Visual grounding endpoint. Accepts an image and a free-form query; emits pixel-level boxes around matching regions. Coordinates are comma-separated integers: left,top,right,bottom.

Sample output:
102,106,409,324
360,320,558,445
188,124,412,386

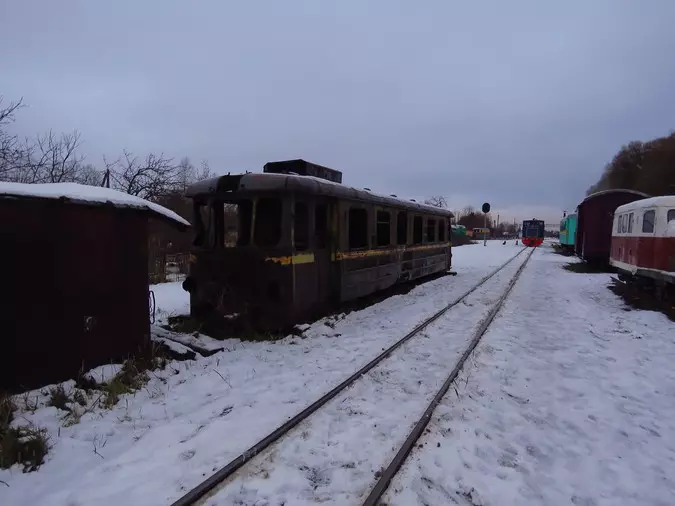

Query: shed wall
0,198,150,391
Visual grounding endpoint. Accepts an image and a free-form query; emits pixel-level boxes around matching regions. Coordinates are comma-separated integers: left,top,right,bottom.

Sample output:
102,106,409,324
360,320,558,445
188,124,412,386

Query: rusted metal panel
0,198,151,392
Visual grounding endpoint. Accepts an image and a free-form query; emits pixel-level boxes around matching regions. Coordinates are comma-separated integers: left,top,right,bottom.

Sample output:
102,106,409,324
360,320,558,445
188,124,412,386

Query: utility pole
481,202,490,246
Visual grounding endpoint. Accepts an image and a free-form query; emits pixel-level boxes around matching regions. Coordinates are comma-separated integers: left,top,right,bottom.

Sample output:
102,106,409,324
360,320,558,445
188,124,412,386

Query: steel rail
170,247,528,506
361,246,536,506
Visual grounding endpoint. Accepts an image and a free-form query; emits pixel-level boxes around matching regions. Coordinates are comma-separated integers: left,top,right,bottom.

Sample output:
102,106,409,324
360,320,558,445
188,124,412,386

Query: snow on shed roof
0,182,190,227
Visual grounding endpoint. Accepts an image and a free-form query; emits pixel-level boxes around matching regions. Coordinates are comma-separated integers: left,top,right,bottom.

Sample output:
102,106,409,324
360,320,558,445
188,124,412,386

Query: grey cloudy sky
2,0,675,224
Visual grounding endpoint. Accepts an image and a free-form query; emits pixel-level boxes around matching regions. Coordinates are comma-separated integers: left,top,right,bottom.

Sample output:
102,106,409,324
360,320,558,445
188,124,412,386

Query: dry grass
47,385,71,411
0,425,50,472
0,392,49,472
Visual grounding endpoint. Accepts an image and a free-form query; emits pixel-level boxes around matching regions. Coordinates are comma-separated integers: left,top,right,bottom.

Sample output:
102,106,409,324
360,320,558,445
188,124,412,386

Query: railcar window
294,202,310,251
413,216,423,244
376,211,391,247
254,198,281,247
315,204,328,249
348,208,368,250
628,212,633,233
668,209,675,222
642,210,655,233
426,219,437,242
621,215,627,234
439,219,446,242
397,211,408,245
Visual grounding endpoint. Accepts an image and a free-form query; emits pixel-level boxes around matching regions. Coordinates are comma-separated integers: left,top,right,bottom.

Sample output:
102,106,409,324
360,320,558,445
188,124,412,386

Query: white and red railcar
610,196,675,285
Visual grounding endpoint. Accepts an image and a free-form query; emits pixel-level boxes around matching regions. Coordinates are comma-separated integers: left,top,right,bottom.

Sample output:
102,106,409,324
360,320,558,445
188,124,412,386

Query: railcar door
313,200,336,311
638,208,658,271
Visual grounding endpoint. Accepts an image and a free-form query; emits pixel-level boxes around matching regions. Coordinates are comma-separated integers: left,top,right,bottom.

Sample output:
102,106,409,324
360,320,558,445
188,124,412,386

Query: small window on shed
668,209,675,223
426,218,437,242
628,212,633,233
439,219,446,242
413,216,423,244
397,211,408,245
349,208,368,250
315,204,328,249
294,202,309,250
254,198,281,248
376,210,391,247
642,210,655,233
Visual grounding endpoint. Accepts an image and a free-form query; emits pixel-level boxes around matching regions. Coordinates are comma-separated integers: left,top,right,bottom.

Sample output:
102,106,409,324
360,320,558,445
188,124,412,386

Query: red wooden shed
0,182,189,392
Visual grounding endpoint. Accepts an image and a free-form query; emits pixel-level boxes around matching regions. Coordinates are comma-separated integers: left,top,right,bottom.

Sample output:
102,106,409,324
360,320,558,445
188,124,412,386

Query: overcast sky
2,0,675,224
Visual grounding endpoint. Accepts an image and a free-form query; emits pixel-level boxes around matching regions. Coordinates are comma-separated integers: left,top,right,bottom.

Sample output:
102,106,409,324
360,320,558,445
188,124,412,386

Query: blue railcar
559,213,577,251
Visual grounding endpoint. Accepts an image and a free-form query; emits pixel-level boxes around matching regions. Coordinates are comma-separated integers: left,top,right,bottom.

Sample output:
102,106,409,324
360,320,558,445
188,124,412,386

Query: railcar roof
581,188,650,203
187,172,454,217
614,194,675,213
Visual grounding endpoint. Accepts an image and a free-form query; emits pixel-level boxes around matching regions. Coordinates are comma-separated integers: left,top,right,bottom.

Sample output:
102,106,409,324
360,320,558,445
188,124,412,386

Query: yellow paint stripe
336,242,451,261
265,252,315,266
265,242,450,265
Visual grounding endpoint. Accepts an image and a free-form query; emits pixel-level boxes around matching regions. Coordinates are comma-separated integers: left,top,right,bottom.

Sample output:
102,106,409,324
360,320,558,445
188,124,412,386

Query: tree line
586,131,675,196
0,96,213,200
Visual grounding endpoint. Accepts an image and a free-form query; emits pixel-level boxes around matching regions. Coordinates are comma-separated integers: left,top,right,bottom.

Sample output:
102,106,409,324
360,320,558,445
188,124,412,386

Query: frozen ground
384,247,675,506
0,242,522,506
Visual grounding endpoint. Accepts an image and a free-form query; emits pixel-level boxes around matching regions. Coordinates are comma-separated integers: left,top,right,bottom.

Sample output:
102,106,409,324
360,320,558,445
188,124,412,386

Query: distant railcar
610,196,675,287
182,159,454,330
575,189,649,265
559,213,577,252
522,219,544,247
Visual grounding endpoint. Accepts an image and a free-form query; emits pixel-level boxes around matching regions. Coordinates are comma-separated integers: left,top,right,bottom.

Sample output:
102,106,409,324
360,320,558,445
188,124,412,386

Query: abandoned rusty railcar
182,159,453,330
0,182,189,392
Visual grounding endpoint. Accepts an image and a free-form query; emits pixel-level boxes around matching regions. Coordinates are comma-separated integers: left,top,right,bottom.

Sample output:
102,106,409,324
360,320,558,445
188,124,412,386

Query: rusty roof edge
186,173,454,217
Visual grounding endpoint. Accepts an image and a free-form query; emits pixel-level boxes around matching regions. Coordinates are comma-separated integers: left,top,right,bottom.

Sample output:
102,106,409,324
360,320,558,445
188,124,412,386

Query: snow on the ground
0,242,521,506
150,280,190,325
205,249,532,505
384,246,675,506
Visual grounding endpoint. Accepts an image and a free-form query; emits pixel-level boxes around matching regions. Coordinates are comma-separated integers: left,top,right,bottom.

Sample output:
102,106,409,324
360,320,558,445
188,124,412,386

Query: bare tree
424,195,448,208
107,150,182,200
24,130,85,183
0,96,25,180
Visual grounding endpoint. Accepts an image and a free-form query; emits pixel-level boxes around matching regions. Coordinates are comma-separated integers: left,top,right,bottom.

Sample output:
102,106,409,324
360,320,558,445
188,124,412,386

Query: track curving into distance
171,246,529,506
361,246,537,506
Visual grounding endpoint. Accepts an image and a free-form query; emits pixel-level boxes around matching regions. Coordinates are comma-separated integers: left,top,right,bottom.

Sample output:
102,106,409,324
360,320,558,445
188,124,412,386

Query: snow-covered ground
150,278,190,325
204,248,532,505
0,242,521,506
384,247,675,506
3,242,673,506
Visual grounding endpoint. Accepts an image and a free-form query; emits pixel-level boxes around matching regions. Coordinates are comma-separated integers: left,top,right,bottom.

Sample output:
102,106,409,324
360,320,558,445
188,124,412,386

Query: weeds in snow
0,394,49,472
47,385,72,411
102,359,149,408
0,425,50,472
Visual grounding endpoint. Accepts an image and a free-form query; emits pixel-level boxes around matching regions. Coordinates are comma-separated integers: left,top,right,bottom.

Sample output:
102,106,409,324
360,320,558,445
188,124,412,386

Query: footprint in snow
179,449,196,461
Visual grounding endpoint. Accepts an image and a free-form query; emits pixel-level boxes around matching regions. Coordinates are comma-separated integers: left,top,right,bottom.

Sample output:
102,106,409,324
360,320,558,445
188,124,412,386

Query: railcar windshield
192,197,282,249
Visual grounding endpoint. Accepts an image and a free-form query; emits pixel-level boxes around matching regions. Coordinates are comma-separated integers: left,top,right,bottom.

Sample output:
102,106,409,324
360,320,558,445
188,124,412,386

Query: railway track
171,247,533,506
